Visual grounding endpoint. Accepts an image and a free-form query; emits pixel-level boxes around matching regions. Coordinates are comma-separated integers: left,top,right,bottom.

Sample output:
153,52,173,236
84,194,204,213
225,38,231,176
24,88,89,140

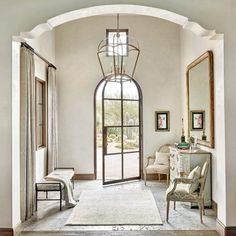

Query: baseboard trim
216,218,236,236
74,174,95,180
0,228,13,236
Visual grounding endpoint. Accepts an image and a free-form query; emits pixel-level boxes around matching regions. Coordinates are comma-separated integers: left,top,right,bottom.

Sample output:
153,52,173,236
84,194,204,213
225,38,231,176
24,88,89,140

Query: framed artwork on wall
155,111,170,131
190,110,205,130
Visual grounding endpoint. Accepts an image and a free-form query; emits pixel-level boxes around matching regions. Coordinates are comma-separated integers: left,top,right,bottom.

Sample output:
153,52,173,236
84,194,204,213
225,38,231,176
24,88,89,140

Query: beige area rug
66,189,162,225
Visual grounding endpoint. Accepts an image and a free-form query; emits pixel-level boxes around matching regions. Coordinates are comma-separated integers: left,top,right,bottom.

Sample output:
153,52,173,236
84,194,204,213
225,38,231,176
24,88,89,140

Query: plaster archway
17,4,222,41
11,3,225,228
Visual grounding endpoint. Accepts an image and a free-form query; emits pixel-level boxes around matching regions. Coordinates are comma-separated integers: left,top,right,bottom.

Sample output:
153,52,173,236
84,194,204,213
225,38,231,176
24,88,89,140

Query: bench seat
36,180,65,191
35,167,75,211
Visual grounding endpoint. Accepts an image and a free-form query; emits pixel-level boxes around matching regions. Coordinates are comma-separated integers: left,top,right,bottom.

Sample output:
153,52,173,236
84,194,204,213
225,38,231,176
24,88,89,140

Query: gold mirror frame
186,51,214,148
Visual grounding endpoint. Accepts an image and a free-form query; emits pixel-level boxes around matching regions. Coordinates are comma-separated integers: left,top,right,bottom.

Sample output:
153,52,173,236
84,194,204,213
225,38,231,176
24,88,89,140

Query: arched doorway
95,74,143,185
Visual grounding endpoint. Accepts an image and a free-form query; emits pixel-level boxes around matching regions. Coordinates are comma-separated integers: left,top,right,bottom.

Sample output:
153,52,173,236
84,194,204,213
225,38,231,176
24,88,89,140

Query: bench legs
35,187,38,211
60,188,62,211
35,183,63,211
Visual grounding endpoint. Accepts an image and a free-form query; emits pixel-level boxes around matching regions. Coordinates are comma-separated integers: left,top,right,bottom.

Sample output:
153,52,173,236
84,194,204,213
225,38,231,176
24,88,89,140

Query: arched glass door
96,75,142,185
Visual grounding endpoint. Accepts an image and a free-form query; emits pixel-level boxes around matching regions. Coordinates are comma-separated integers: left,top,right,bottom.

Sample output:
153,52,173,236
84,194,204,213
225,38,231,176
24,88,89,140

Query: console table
169,147,212,207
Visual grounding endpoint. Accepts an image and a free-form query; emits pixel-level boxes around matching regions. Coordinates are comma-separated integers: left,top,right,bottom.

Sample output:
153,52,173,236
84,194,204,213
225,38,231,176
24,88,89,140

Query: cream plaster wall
1,0,236,229
12,41,21,227
55,15,181,174
180,28,224,222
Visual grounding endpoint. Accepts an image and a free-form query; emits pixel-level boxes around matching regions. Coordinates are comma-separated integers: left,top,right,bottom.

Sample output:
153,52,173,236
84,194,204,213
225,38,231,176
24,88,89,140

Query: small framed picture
190,110,205,130
155,111,170,131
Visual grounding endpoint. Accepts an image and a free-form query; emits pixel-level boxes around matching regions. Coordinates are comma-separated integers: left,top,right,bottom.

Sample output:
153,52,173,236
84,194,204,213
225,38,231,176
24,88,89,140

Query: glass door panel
104,127,122,155
101,77,141,185
123,153,140,179
104,81,121,99
123,80,139,99
104,154,122,181
123,127,139,152
123,101,139,126
104,100,121,126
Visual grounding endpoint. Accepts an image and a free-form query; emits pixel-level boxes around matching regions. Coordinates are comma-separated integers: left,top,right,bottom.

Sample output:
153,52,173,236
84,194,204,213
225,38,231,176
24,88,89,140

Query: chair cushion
166,183,188,195
52,169,74,179
166,183,198,201
154,152,169,165
145,164,169,174
36,179,64,191
186,166,201,193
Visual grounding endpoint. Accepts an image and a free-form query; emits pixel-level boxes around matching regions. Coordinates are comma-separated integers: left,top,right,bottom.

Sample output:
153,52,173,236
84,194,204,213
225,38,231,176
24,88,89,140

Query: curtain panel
47,66,58,173
20,46,36,222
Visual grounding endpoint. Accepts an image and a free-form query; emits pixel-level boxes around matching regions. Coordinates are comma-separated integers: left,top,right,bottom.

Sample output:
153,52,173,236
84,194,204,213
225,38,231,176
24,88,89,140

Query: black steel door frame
99,76,143,185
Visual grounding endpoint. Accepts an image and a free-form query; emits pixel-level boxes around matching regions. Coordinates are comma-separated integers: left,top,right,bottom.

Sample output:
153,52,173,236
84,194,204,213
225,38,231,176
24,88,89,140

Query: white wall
55,15,182,174
1,0,236,229
35,148,47,182
12,41,21,227
180,28,225,222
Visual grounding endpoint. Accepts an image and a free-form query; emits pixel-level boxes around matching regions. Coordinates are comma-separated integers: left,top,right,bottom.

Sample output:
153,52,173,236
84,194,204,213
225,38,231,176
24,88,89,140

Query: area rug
65,189,162,225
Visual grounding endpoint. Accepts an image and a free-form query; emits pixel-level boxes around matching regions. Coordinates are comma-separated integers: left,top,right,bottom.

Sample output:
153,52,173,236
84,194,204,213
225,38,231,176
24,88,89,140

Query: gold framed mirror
186,51,214,148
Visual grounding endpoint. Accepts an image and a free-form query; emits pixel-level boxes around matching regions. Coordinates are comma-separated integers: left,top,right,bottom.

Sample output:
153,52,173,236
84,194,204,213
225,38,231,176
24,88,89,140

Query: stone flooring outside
96,147,140,180
19,180,217,236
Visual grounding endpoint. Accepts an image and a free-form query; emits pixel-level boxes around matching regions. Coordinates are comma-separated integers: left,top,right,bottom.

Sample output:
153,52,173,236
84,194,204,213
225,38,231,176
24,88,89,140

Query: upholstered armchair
144,144,171,185
166,161,209,224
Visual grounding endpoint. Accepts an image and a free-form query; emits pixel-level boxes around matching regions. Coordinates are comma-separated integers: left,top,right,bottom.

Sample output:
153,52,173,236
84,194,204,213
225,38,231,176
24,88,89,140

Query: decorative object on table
202,130,207,141
181,118,185,142
155,111,170,131
190,110,205,130
189,136,195,150
189,136,195,145
177,142,190,150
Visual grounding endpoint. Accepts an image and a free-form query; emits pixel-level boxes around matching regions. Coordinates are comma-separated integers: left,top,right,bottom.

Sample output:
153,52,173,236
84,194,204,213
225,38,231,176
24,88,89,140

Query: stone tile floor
19,180,218,236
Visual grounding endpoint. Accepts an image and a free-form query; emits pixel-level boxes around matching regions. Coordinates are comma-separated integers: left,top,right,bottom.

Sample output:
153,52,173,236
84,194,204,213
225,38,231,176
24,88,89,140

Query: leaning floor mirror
186,51,214,148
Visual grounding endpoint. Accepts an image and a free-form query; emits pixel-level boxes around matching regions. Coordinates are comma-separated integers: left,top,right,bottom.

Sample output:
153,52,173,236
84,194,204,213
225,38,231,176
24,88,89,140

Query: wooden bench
35,167,75,211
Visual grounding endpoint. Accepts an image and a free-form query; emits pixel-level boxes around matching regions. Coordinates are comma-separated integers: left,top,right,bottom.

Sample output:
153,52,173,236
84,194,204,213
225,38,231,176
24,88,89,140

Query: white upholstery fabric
51,169,74,180
186,166,201,193
166,161,209,223
154,152,169,165
145,164,169,174
201,161,208,178
166,183,188,195
166,183,199,201
37,169,74,192
37,180,64,191
144,145,170,185
45,173,77,206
